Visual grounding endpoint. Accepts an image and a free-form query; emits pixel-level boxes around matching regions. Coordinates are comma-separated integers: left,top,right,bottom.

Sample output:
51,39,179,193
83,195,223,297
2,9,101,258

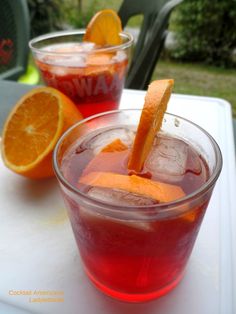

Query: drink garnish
1,87,82,178
82,151,128,177
78,79,185,204
83,9,122,46
101,138,128,152
80,138,128,176
80,171,185,203
128,79,174,172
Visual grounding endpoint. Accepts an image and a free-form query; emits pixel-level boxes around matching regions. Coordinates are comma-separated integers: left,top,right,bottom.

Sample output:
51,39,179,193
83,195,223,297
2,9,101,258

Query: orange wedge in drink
83,9,122,46
80,171,185,203
1,87,83,179
101,138,128,152
82,151,129,177
128,79,174,172
80,138,129,177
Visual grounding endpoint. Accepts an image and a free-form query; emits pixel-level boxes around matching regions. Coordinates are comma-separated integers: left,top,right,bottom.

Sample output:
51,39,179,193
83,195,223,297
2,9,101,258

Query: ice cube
86,187,155,231
60,55,86,67
43,42,96,53
40,42,96,67
112,50,127,62
145,135,189,183
84,127,135,154
87,187,156,206
49,65,68,76
80,42,96,52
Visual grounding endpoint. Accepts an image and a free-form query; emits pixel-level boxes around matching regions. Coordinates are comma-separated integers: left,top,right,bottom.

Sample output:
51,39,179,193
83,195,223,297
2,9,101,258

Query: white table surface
0,84,235,314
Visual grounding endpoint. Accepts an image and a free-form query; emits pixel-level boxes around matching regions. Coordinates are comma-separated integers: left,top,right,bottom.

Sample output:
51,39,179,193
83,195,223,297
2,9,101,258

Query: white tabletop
0,86,235,314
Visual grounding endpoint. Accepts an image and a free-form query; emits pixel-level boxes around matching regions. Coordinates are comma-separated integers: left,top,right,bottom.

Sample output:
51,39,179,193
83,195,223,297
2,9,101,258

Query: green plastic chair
118,0,183,90
0,0,39,84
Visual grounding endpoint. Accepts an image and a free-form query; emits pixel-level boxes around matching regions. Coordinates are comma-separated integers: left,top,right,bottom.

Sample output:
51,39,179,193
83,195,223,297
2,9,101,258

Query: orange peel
80,171,185,203
83,9,122,46
128,79,174,172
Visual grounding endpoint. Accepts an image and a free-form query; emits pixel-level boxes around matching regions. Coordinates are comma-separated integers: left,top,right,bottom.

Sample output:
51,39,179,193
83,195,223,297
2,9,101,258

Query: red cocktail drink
53,110,222,302
29,31,133,117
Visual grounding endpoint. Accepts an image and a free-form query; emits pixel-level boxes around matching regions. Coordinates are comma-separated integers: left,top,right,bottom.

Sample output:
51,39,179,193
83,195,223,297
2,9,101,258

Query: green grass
153,60,236,117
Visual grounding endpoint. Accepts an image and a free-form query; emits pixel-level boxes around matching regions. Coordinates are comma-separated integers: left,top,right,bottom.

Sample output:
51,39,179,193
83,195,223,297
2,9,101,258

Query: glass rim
53,109,223,215
29,29,134,55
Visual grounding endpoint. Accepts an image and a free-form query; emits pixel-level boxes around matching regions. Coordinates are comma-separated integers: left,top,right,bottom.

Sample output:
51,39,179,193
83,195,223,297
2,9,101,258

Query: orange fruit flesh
4,92,59,167
128,79,174,172
81,138,129,177
83,9,122,46
1,87,82,178
101,138,128,152
82,150,128,178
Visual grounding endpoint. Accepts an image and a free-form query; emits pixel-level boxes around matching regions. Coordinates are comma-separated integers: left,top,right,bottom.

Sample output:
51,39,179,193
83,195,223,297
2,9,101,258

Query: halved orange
128,79,174,172
83,9,122,46
1,87,83,179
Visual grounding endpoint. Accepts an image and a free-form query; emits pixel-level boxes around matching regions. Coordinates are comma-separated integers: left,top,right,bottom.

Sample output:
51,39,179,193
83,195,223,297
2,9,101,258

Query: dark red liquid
36,56,128,117
61,128,211,302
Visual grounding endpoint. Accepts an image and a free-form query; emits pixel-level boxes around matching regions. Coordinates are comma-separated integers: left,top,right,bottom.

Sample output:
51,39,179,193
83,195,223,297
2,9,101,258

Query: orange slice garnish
128,79,174,172
1,87,83,179
83,9,122,46
101,138,128,152
81,138,128,177
82,151,128,177
80,171,185,203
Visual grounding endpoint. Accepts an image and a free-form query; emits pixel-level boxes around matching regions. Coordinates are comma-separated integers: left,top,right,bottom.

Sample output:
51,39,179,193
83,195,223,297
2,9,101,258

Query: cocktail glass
29,30,133,117
53,109,222,302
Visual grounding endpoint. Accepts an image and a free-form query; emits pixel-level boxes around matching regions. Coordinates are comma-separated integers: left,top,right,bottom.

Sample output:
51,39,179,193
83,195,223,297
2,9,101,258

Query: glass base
86,271,185,303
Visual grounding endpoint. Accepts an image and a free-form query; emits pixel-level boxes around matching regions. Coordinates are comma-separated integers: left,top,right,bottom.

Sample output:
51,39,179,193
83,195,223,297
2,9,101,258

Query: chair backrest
0,0,30,81
118,0,183,90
